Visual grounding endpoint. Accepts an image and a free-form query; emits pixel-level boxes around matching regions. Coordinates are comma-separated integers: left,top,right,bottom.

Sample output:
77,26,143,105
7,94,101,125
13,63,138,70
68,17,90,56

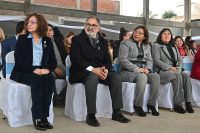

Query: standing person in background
152,28,194,114
185,36,198,57
113,27,131,61
10,13,57,130
0,27,5,68
1,21,24,77
69,15,130,127
119,25,160,117
174,36,190,57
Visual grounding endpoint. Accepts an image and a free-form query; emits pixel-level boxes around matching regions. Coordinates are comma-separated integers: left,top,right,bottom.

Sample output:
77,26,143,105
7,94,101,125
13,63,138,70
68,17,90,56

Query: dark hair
133,25,149,45
156,28,174,45
47,23,64,39
185,36,195,48
86,15,100,25
100,32,107,39
174,36,186,47
16,21,24,34
24,13,48,37
119,27,129,41
48,23,54,29
53,27,64,40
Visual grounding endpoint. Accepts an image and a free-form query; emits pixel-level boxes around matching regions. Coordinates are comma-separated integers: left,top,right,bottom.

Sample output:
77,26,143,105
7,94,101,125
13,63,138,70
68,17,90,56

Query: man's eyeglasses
26,20,37,25
85,23,99,29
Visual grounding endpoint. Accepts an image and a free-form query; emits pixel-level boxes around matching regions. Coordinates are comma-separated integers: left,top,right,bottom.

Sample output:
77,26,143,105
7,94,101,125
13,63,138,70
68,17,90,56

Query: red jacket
191,48,200,80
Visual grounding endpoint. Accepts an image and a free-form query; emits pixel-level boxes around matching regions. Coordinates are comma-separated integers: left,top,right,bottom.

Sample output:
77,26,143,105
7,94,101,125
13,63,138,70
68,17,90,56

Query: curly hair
24,13,48,37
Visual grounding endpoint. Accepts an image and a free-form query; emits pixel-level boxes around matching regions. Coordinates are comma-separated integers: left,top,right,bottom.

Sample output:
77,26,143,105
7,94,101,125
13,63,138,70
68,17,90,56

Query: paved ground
1,107,200,133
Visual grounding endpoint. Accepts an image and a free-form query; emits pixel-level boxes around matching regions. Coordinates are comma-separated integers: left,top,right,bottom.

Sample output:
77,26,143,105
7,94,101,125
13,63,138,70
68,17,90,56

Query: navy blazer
10,33,57,83
69,30,112,84
1,36,17,77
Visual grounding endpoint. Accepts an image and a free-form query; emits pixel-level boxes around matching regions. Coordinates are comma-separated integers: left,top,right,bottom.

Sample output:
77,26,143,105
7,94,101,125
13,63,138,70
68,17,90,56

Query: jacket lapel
41,38,48,64
161,45,172,61
27,37,33,62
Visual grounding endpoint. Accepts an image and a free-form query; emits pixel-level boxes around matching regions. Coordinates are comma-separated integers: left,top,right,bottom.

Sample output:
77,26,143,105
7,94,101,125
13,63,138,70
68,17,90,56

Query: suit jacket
152,43,183,72
191,49,200,80
1,36,17,77
69,30,112,84
118,39,153,82
10,33,57,83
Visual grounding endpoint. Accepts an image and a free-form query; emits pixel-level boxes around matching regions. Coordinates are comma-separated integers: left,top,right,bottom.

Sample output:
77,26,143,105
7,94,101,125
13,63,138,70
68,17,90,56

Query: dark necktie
92,38,96,47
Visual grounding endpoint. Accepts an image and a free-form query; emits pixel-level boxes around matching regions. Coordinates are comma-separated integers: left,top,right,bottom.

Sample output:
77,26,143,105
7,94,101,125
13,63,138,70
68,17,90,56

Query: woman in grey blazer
119,25,160,117
152,28,194,114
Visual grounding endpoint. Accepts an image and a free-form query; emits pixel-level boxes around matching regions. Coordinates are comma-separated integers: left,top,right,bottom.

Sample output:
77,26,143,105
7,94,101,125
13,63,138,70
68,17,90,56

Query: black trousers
29,73,55,119
83,72,123,114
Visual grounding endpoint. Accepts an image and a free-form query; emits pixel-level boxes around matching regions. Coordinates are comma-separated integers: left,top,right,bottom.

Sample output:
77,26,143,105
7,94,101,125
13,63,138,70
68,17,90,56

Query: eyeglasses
85,23,99,29
134,31,144,36
26,20,37,25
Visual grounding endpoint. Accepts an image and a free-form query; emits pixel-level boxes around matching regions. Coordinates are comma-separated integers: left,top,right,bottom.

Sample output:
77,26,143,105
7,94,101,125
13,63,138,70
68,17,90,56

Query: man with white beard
69,15,130,127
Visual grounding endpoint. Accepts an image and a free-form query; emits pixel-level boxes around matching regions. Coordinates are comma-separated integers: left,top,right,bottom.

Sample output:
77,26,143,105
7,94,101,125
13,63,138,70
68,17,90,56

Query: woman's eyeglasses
26,20,37,25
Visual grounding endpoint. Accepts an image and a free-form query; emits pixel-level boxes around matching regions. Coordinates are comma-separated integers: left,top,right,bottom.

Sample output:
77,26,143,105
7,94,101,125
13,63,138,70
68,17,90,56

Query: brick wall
33,0,119,14
0,0,120,21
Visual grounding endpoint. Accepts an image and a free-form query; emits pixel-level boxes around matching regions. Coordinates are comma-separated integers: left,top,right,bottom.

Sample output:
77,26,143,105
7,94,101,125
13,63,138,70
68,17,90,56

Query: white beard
85,30,97,38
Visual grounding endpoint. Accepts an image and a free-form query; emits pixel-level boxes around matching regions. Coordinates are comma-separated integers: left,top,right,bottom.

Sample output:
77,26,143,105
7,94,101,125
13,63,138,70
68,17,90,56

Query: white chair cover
191,78,200,107
64,83,112,121
121,82,158,113
158,83,173,110
55,79,67,95
64,57,112,121
0,51,54,127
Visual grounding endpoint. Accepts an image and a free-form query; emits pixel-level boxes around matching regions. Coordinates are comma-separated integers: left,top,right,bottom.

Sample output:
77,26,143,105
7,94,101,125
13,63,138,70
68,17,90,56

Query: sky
121,0,200,18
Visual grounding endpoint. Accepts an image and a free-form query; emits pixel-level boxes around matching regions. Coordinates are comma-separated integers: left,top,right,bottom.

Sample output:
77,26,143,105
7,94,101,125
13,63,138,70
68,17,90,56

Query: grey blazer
118,39,153,82
152,43,183,72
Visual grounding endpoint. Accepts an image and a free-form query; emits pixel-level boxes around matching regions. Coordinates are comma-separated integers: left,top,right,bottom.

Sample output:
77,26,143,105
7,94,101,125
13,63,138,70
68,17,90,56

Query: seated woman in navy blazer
10,13,57,131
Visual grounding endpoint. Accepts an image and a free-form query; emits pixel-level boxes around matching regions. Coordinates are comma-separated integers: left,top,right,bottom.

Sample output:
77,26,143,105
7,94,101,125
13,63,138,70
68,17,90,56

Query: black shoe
33,119,46,131
134,105,146,117
42,118,53,129
112,112,130,123
86,115,100,127
174,104,186,114
186,102,194,113
147,104,160,116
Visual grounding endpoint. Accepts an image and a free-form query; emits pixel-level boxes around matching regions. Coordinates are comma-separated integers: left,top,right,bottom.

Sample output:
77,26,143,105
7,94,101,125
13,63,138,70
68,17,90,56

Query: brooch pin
43,41,47,48
97,40,99,44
